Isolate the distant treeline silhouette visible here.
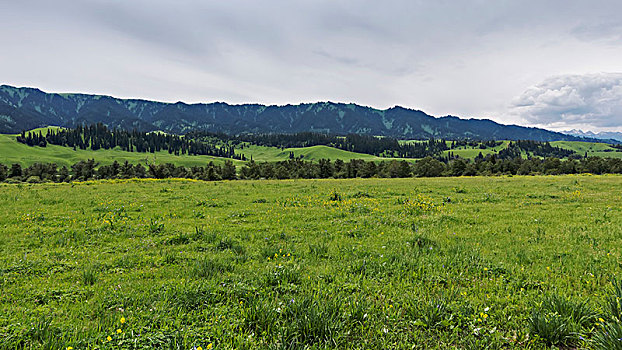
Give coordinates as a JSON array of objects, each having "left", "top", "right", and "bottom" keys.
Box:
[{"left": 2, "top": 155, "right": 621, "bottom": 183}]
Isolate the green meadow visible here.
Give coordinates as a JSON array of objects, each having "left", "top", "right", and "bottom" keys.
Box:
[
  {"left": 1, "top": 175, "right": 621, "bottom": 349},
  {"left": 234, "top": 144, "right": 397, "bottom": 162},
  {"left": 0, "top": 132, "right": 243, "bottom": 168},
  {"left": 551, "top": 141, "right": 622, "bottom": 159},
  {"left": 0, "top": 132, "right": 397, "bottom": 168},
  {"left": 4, "top": 129, "right": 621, "bottom": 171}
]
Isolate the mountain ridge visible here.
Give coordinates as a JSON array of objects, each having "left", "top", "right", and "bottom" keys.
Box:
[
  {"left": 563, "top": 129, "right": 622, "bottom": 143},
  {"left": 0, "top": 84, "right": 598, "bottom": 142}
]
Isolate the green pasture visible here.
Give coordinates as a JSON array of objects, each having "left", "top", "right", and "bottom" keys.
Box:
[
  {"left": 0, "top": 133, "right": 243, "bottom": 168},
  {"left": 235, "top": 144, "right": 402, "bottom": 162},
  {"left": 552, "top": 141, "right": 622, "bottom": 159},
  {"left": 0, "top": 175, "right": 621, "bottom": 349}
]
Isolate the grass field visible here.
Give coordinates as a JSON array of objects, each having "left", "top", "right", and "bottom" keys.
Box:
[
  {"left": 441, "top": 141, "right": 511, "bottom": 159},
  {"left": 0, "top": 133, "right": 245, "bottom": 168},
  {"left": 0, "top": 133, "right": 404, "bottom": 168},
  {"left": 552, "top": 141, "right": 622, "bottom": 159},
  {"left": 1, "top": 175, "right": 621, "bottom": 349},
  {"left": 235, "top": 144, "right": 406, "bottom": 162},
  {"left": 3, "top": 128, "right": 622, "bottom": 169}
]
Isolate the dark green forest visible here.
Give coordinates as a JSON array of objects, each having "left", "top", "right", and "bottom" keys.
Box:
[{"left": 2, "top": 154, "right": 622, "bottom": 184}]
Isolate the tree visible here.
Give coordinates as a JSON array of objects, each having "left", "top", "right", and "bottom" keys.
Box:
[
  {"left": 57, "top": 166, "right": 70, "bottom": 182},
  {"left": 0, "top": 163, "right": 7, "bottom": 181},
  {"left": 448, "top": 158, "right": 467, "bottom": 176},
  {"left": 413, "top": 157, "right": 445, "bottom": 177},
  {"left": 318, "top": 159, "right": 334, "bottom": 178},
  {"left": 221, "top": 160, "right": 237, "bottom": 180},
  {"left": 9, "top": 163, "right": 22, "bottom": 178}
]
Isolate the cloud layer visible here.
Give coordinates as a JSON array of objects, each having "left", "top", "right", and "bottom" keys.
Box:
[
  {"left": 2, "top": 1, "right": 622, "bottom": 131},
  {"left": 512, "top": 73, "right": 622, "bottom": 131}
]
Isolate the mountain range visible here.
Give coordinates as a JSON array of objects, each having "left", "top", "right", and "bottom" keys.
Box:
[
  {"left": 0, "top": 85, "right": 598, "bottom": 142},
  {"left": 563, "top": 129, "right": 622, "bottom": 143}
]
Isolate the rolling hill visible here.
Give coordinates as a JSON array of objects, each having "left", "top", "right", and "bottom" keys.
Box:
[
  {"left": 0, "top": 130, "right": 403, "bottom": 167},
  {"left": 0, "top": 85, "right": 596, "bottom": 142}
]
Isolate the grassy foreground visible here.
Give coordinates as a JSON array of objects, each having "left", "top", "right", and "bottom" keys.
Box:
[{"left": 0, "top": 176, "right": 621, "bottom": 349}]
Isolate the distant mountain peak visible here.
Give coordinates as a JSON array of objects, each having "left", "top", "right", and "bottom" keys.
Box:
[
  {"left": 563, "top": 129, "right": 622, "bottom": 143},
  {"left": 0, "top": 84, "right": 598, "bottom": 142}
]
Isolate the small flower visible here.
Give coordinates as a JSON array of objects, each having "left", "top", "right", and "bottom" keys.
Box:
[
  {"left": 599, "top": 317, "right": 605, "bottom": 323},
  {"left": 67, "top": 347, "right": 74, "bottom": 350},
  {"left": 107, "top": 336, "right": 112, "bottom": 341},
  {"left": 120, "top": 317, "right": 126, "bottom": 324},
  {"left": 206, "top": 343, "right": 213, "bottom": 349},
  {"left": 117, "top": 329, "right": 122, "bottom": 334},
  {"left": 196, "top": 346, "right": 203, "bottom": 350}
]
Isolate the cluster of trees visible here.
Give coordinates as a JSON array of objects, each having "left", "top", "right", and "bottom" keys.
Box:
[
  {"left": 0, "top": 159, "right": 238, "bottom": 183},
  {"left": 195, "top": 131, "right": 581, "bottom": 159},
  {"left": 450, "top": 140, "right": 503, "bottom": 149},
  {"left": 240, "top": 132, "right": 450, "bottom": 158},
  {"left": 17, "top": 124, "right": 244, "bottom": 160},
  {"left": 2, "top": 155, "right": 622, "bottom": 183},
  {"left": 496, "top": 140, "right": 576, "bottom": 159},
  {"left": 18, "top": 125, "right": 600, "bottom": 163},
  {"left": 201, "top": 131, "right": 450, "bottom": 158}
]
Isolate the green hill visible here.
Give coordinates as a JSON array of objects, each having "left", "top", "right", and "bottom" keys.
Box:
[
  {"left": 3, "top": 127, "right": 621, "bottom": 169},
  {"left": 0, "top": 133, "right": 244, "bottom": 168},
  {"left": 441, "top": 141, "right": 511, "bottom": 158},
  {"left": 552, "top": 141, "right": 622, "bottom": 159},
  {"left": 0, "top": 132, "right": 410, "bottom": 168},
  {"left": 236, "top": 144, "right": 406, "bottom": 162}
]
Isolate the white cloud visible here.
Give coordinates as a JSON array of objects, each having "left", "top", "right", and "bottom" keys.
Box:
[{"left": 511, "top": 73, "right": 622, "bottom": 131}]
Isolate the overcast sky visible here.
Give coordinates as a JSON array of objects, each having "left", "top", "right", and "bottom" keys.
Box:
[{"left": 2, "top": 0, "right": 622, "bottom": 132}]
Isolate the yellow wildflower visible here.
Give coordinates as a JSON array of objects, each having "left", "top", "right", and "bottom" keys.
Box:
[
  {"left": 117, "top": 329, "right": 122, "bottom": 334},
  {"left": 120, "top": 317, "right": 126, "bottom": 324},
  {"left": 206, "top": 343, "right": 213, "bottom": 349},
  {"left": 107, "top": 336, "right": 112, "bottom": 341}
]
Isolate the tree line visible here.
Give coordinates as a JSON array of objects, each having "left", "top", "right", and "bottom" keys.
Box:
[
  {"left": 187, "top": 131, "right": 451, "bottom": 158},
  {"left": 18, "top": 125, "right": 599, "bottom": 161},
  {"left": 17, "top": 124, "right": 244, "bottom": 160},
  {"left": 2, "top": 155, "right": 622, "bottom": 183},
  {"left": 190, "top": 130, "right": 582, "bottom": 159}
]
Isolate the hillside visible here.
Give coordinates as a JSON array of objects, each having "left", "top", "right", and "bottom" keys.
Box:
[
  {"left": 0, "top": 85, "right": 594, "bottom": 142},
  {"left": 0, "top": 132, "right": 400, "bottom": 167}
]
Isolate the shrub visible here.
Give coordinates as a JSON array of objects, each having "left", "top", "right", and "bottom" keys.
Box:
[{"left": 528, "top": 310, "right": 573, "bottom": 346}]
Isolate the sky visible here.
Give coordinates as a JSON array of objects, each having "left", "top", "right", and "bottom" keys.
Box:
[{"left": 1, "top": 0, "right": 622, "bottom": 133}]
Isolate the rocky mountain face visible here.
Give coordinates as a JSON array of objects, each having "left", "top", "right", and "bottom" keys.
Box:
[{"left": 0, "top": 85, "right": 591, "bottom": 141}]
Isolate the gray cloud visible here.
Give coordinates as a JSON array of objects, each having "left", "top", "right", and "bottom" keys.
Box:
[
  {"left": 2, "top": 1, "right": 622, "bottom": 131},
  {"left": 512, "top": 73, "right": 622, "bottom": 130}
]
